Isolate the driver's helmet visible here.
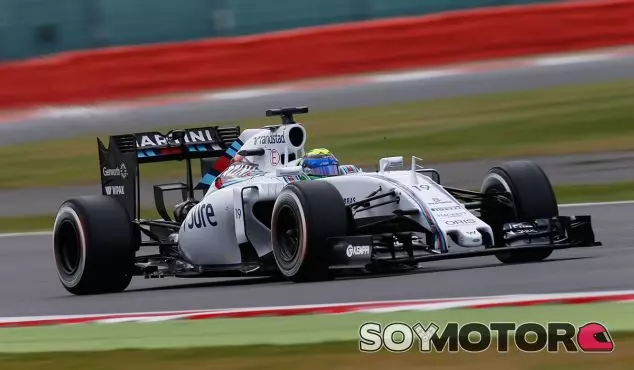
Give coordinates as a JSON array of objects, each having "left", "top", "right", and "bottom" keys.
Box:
[{"left": 301, "top": 148, "right": 339, "bottom": 177}]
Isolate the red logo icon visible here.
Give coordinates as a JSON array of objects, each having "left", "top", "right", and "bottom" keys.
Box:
[
  {"left": 577, "top": 322, "right": 614, "bottom": 352},
  {"left": 269, "top": 149, "right": 280, "bottom": 166}
]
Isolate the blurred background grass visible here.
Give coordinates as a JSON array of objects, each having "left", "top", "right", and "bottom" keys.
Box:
[{"left": 0, "top": 79, "right": 632, "bottom": 190}]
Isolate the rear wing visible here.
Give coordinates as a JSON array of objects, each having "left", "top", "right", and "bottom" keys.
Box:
[
  {"left": 97, "top": 125, "right": 240, "bottom": 221},
  {"left": 106, "top": 126, "right": 240, "bottom": 163}
]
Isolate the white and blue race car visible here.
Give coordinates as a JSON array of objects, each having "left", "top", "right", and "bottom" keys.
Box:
[{"left": 52, "top": 106, "right": 601, "bottom": 295}]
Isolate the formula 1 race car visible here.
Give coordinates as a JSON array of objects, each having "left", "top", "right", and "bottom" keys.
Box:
[{"left": 52, "top": 106, "right": 601, "bottom": 295}]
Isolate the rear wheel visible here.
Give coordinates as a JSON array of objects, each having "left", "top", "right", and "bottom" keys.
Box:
[
  {"left": 271, "top": 181, "right": 348, "bottom": 282},
  {"left": 53, "top": 196, "right": 137, "bottom": 295},
  {"left": 480, "top": 160, "right": 558, "bottom": 264}
]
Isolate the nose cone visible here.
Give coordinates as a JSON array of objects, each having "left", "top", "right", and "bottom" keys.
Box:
[{"left": 450, "top": 229, "right": 483, "bottom": 247}]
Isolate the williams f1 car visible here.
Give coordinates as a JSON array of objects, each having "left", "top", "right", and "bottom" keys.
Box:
[{"left": 53, "top": 106, "right": 601, "bottom": 295}]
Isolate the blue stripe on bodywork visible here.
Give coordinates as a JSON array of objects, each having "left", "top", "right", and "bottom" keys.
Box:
[
  {"left": 364, "top": 173, "right": 449, "bottom": 253},
  {"left": 196, "top": 139, "right": 245, "bottom": 190},
  {"left": 199, "top": 173, "right": 216, "bottom": 186}
]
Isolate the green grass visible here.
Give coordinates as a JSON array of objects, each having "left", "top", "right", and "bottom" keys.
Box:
[
  {"left": 555, "top": 182, "right": 634, "bottom": 204},
  {"left": 0, "top": 208, "right": 161, "bottom": 233},
  {"left": 3, "top": 182, "right": 632, "bottom": 233},
  {"left": 0, "top": 337, "right": 632, "bottom": 370},
  {"left": 1, "top": 79, "right": 634, "bottom": 189},
  {"left": 0, "top": 303, "right": 633, "bottom": 368}
]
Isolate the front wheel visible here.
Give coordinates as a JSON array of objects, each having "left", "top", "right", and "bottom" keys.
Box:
[
  {"left": 271, "top": 181, "right": 348, "bottom": 282},
  {"left": 480, "top": 160, "right": 558, "bottom": 264}
]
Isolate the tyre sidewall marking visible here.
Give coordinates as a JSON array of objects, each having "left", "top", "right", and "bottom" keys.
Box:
[
  {"left": 53, "top": 205, "right": 87, "bottom": 288},
  {"left": 272, "top": 189, "right": 308, "bottom": 276}
]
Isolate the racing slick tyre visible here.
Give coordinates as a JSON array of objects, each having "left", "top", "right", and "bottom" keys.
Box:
[
  {"left": 480, "top": 160, "right": 558, "bottom": 264},
  {"left": 271, "top": 181, "right": 347, "bottom": 282},
  {"left": 53, "top": 195, "right": 136, "bottom": 295}
]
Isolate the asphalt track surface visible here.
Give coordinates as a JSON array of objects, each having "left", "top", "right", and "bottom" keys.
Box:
[{"left": 0, "top": 203, "right": 631, "bottom": 317}]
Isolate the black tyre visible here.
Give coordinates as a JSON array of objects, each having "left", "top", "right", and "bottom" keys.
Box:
[
  {"left": 480, "top": 160, "right": 558, "bottom": 264},
  {"left": 271, "top": 181, "right": 348, "bottom": 282},
  {"left": 53, "top": 196, "right": 137, "bottom": 295}
]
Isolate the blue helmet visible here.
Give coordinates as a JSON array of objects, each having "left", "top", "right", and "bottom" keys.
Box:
[{"left": 301, "top": 148, "right": 339, "bottom": 177}]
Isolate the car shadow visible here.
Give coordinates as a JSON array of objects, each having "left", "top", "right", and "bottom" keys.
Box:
[
  {"left": 122, "top": 255, "right": 595, "bottom": 292},
  {"left": 333, "top": 255, "right": 596, "bottom": 281},
  {"left": 126, "top": 275, "right": 285, "bottom": 293}
]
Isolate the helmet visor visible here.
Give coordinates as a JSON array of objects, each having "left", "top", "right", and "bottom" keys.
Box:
[
  {"left": 308, "top": 164, "right": 339, "bottom": 176},
  {"left": 303, "top": 156, "right": 339, "bottom": 177}
]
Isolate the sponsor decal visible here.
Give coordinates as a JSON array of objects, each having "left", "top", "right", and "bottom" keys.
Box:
[
  {"left": 136, "top": 129, "right": 216, "bottom": 148},
  {"left": 252, "top": 134, "right": 285, "bottom": 146},
  {"left": 104, "top": 185, "right": 125, "bottom": 195},
  {"left": 445, "top": 219, "right": 476, "bottom": 226},
  {"left": 186, "top": 204, "right": 218, "bottom": 229},
  {"left": 430, "top": 206, "right": 462, "bottom": 212},
  {"left": 436, "top": 212, "right": 467, "bottom": 218},
  {"left": 429, "top": 197, "right": 453, "bottom": 205},
  {"left": 508, "top": 223, "right": 534, "bottom": 229},
  {"left": 506, "top": 222, "right": 536, "bottom": 234},
  {"left": 346, "top": 244, "right": 371, "bottom": 257},
  {"left": 339, "top": 165, "right": 361, "bottom": 174},
  {"left": 359, "top": 321, "right": 614, "bottom": 353},
  {"left": 283, "top": 174, "right": 310, "bottom": 183},
  {"left": 102, "top": 163, "right": 128, "bottom": 179},
  {"left": 343, "top": 197, "right": 356, "bottom": 205}
]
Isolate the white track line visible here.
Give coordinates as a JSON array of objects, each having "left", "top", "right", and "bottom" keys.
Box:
[
  {"left": 533, "top": 53, "right": 616, "bottom": 67},
  {"left": 0, "top": 231, "right": 53, "bottom": 238},
  {"left": 372, "top": 69, "right": 461, "bottom": 83},
  {"left": 205, "top": 88, "right": 286, "bottom": 100},
  {"left": 558, "top": 200, "right": 634, "bottom": 208}
]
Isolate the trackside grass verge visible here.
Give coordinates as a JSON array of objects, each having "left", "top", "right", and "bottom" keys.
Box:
[
  {"left": 0, "top": 79, "right": 633, "bottom": 189},
  {"left": 0, "top": 337, "right": 633, "bottom": 370},
  {"left": 0, "top": 209, "right": 161, "bottom": 233},
  {"left": 553, "top": 182, "right": 634, "bottom": 204},
  {"left": 1, "top": 182, "right": 632, "bottom": 233},
  {"left": 0, "top": 303, "right": 633, "bottom": 368}
]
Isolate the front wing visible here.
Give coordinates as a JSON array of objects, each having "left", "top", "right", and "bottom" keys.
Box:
[{"left": 327, "top": 216, "right": 601, "bottom": 268}]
